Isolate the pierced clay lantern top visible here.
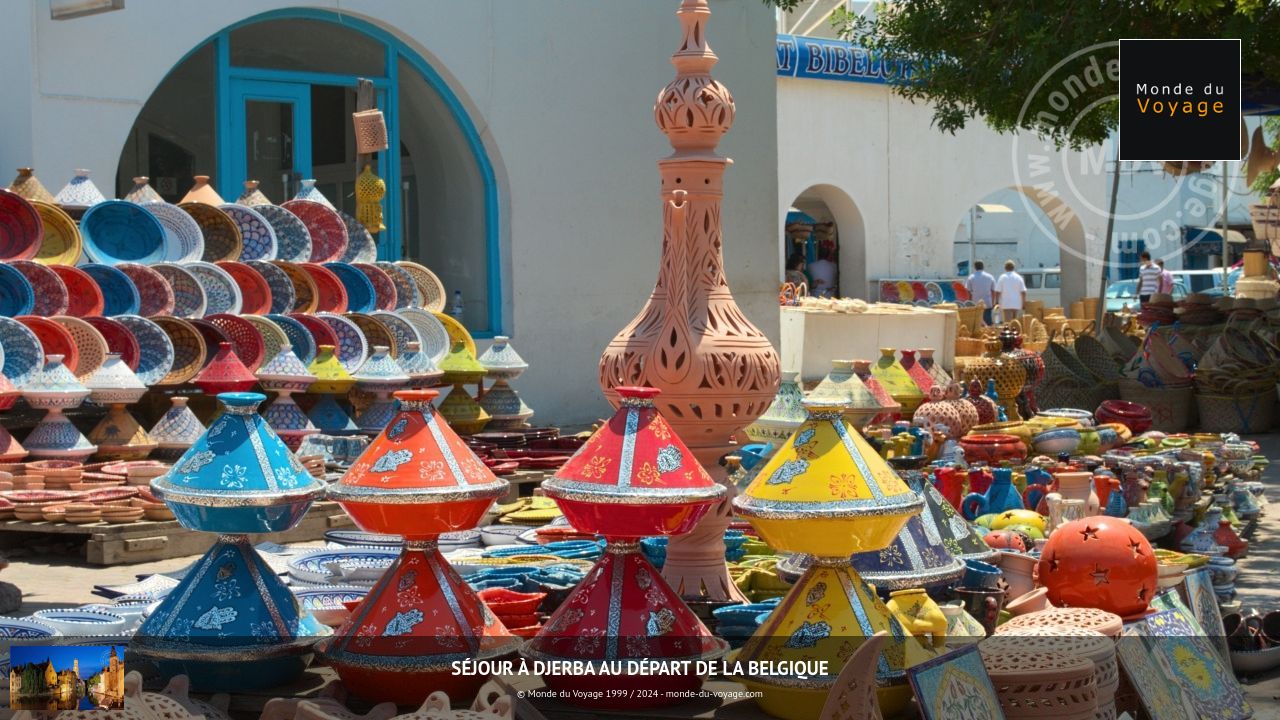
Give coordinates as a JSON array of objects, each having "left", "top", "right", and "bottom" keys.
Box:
[
  {"left": 1036, "top": 516, "right": 1158, "bottom": 620},
  {"left": 734, "top": 399, "right": 923, "bottom": 556}
]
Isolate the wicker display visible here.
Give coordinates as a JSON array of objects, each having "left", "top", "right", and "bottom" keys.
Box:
[
  {"left": 1074, "top": 334, "right": 1122, "bottom": 381},
  {"left": 956, "top": 325, "right": 994, "bottom": 356},
  {"left": 1117, "top": 378, "right": 1194, "bottom": 433},
  {"left": 1195, "top": 391, "right": 1277, "bottom": 434}
]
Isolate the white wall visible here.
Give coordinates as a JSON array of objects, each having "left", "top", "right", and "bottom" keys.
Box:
[{"left": 0, "top": 0, "right": 780, "bottom": 428}]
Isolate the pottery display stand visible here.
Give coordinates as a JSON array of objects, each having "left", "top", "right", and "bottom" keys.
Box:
[{"left": 597, "top": 0, "right": 781, "bottom": 604}]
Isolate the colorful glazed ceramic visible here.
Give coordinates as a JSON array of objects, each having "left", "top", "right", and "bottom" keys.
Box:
[
  {"left": 1038, "top": 516, "right": 1157, "bottom": 619},
  {"left": 152, "top": 316, "right": 207, "bottom": 385},
  {"left": 140, "top": 201, "right": 205, "bottom": 263},
  {"left": 254, "top": 204, "right": 312, "bottom": 263},
  {"left": 83, "top": 316, "right": 140, "bottom": 371},
  {"left": 238, "top": 180, "right": 272, "bottom": 206},
  {"left": 315, "top": 312, "right": 368, "bottom": 373},
  {"left": 81, "top": 200, "right": 167, "bottom": 264},
  {"left": 81, "top": 263, "right": 141, "bottom": 317},
  {"left": 152, "top": 262, "right": 207, "bottom": 318},
  {"left": 0, "top": 188, "right": 42, "bottom": 261},
  {"left": 184, "top": 261, "right": 243, "bottom": 316},
  {"left": 246, "top": 260, "right": 296, "bottom": 315},
  {"left": 49, "top": 265, "right": 102, "bottom": 317},
  {"left": 182, "top": 202, "right": 242, "bottom": 262},
  {"left": 10, "top": 260, "right": 68, "bottom": 316},
  {"left": 396, "top": 261, "right": 446, "bottom": 312},
  {"left": 745, "top": 370, "right": 806, "bottom": 445},
  {"left": 117, "top": 262, "right": 176, "bottom": 317},
  {"left": 396, "top": 307, "right": 450, "bottom": 363},
  {"left": 265, "top": 313, "right": 317, "bottom": 365},
  {"left": 215, "top": 261, "right": 272, "bottom": 315},
  {"left": 376, "top": 261, "right": 419, "bottom": 308},
  {"left": 193, "top": 342, "right": 258, "bottom": 395},
  {"left": 871, "top": 348, "right": 926, "bottom": 415},
  {"left": 219, "top": 203, "right": 277, "bottom": 261},
  {"left": 353, "top": 263, "right": 398, "bottom": 311},
  {"left": 324, "top": 262, "right": 376, "bottom": 314},
  {"left": 283, "top": 200, "right": 347, "bottom": 263},
  {"left": 54, "top": 169, "right": 106, "bottom": 210},
  {"left": 338, "top": 209, "right": 377, "bottom": 264},
  {"left": 9, "top": 168, "right": 57, "bottom": 204},
  {"left": 115, "top": 314, "right": 176, "bottom": 385},
  {"left": 149, "top": 396, "right": 205, "bottom": 461},
  {"left": 30, "top": 200, "right": 82, "bottom": 265}
]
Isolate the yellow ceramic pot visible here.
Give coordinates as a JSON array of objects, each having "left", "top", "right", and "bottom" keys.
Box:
[
  {"left": 1101, "top": 422, "right": 1133, "bottom": 444},
  {"left": 1026, "top": 415, "right": 1079, "bottom": 435},
  {"left": 887, "top": 588, "right": 947, "bottom": 649},
  {"left": 989, "top": 508, "right": 1047, "bottom": 533},
  {"left": 1076, "top": 426, "right": 1101, "bottom": 455}
]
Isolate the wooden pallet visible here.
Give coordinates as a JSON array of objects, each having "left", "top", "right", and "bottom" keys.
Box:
[{"left": 0, "top": 502, "right": 355, "bottom": 565}]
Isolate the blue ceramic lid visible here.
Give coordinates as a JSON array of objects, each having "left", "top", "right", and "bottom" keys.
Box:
[
  {"left": 152, "top": 392, "right": 325, "bottom": 508},
  {"left": 23, "top": 354, "right": 89, "bottom": 401},
  {"left": 307, "top": 394, "right": 360, "bottom": 434},
  {"left": 133, "top": 536, "right": 323, "bottom": 658},
  {"left": 395, "top": 341, "right": 441, "bottom": 379},
  {"left": 352, "top": 346, "right": 408, "bottom": 385},
  {"left": 849, "top": 512, "right": 967, "bottom": 591},
  {"left": 478, "top": 336, "right": 528, "bottom": 378},
  {"left": 54, "top": 169, "right": 106, "bottom": 209},
  {"left": 149, "top": 396, "right": 206, "bottom": 448},
  {"left": 256, "top": 346, "right": 316, "bottom": 384}
]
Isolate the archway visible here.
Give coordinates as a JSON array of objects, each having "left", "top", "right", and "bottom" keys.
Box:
[
  {"left": 113, "top": 9, "right": 504, "bottom": 335},
  {"left": 783, "top": 184, "right": 866, "bottom": 298}
]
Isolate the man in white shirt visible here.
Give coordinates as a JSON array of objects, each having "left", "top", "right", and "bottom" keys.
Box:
[
  {"left": 1136, "top": 252, "right": 1162, "bottom": 305},
  {"left": 965, "top": 261, "right": 996, "bottom": 325},
  {"left": 807, "top": 247, "right": 837, "bottom": 298},
  {"left": 995, "top": 260, "right": 1027, "bottom": 321}
]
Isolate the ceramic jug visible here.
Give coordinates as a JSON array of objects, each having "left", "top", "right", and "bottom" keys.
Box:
[
  {"left": 998, "top": 551, "right": 1039, "bottom": 600},
  {"left": 939, "top": 603, "right": 986, "bottom": 646},
  {"left": 962, "top": 467, "right": 1024, "bottom": 521},
  {"left": 932, "top": 467, "right": 964, "bottom": 512},
  {"left": 1044, "top": 493, "right": 1066, "bottom": 533},
  {"left": 886, "top": 589, "right": 947, "bottom": 649},
  {"left": 1103, "top": 479, "right": 1128, "bottom": 517}
]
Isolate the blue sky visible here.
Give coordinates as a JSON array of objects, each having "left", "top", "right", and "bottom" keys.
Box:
[{"left": 9, "top": 645, "right": 126, "bottom": 678}]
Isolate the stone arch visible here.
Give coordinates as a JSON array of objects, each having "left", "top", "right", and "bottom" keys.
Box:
[{"left": 783, "top": 183, "right": 867, "bottom": 298}]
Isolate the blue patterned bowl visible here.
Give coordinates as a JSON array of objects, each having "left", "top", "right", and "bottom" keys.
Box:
[
  {"left": 1032, "top": 428, "right": 1082, "bottom": 455},
  {"left": 221, "top": 204, "right": 278, "bottom": 261},
  {"left": 153, "top": 262, "right": 207, "bottom": 319},
  {"left": 81, "top": 200, "right": 167, "bottom": 264},
  {"left": 323, "top": 262, "right": 376, "bottom": 314},
  {"left": 265, "top": 313, "right": 316, "bottom": 365},
  {"left": 247, "top": 260, "right": 297, "bottom": 314},
  {"left": 0, "top": 263, "right": 35, "bottom": 317},
  {"left": 253, "top": 204, "right": 311, "bottom": 263},
  {"left": 0, "top": 316, "right": 43, "bottom": 387},
  {"left": 81, "top": 264, "right": 140, "bottom": 317}
]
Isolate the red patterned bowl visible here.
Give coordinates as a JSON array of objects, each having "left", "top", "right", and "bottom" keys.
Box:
[
  {"left": 185, "top": 318, "right": 230, "bottom": 367},
  {"left": 958, "top": 433, "right": 1028, "bottom": 466},
  {"left": 16, "top": 316, "right": 79, "bottom": 374},
  {"left": 300, "top": 262, "right": 348, "bottom": 313},
  {"left": 10, "top": 260, "right": 67, "bottom": 316},
  {"left": 352, "top": 263, "right": 398, "bottom": 311},
  {"left": 83, "top": 317, "right": 141, "bottom": 370},
  {"left": 116, "top": 262, "right": 175, "bottom": 317},
  {"left": 288, "top": 313, "right": 340, "bottom": 349},
  {"left": 1094, "top": 400, "right": 1152, "bottom": 435},
  {"left": 215, "top": 260, "right": 272, "bottom": 315},
  {"left": 205, "top": 313, "right": 266, "bottom": 372},
  {"left": 282, "top": 200, "right": 348, "bottom": 263},
  {"left": 50, "top": 265, "right": 104, "bottom": 318},
  {"left": 0, "top": 189, "right": 42, "bottom": 261}
]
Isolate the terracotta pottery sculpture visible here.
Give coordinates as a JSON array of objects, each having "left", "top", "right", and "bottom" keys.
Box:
[
  {"left": 985, "top": 627, "right": 1117, "bottom": 720},
  {"left": 961, "top": 378, "right": 1000, "bottom": 425},
  {"left": 10, "top": 167, "right": 56, "bottom": 204},
  {"left": 597, "top": 0, "right": 780, "bottom": 603},
  {"left": 979, "top": 644, "right": 1099, "bottom": 720},
  {"left": 818, "top": 632, "right": 887, "bottom": 720}
]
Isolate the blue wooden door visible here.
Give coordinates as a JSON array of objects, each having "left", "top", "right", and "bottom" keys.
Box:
[{"left": 227, "top": 79, "right": 312, "bottom": 204}]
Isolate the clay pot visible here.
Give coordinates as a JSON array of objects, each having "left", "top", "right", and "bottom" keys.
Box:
[
  {"left": 1214, "top": 519, "right": 1248, "bottom": 559},
  {"left": 1095, "top": 399, "right": 1153, "bottom": 434},
  {"left": 1005, "top": 587, "right": 1051, "bottom": 616},
  {"left": 958, "top": 434, "right": 1027, "bottom": 467},
  {"left": 953, "top": 587, "right": 1002, "bottom": 636},
  {"left": 998, "top": 551, "right": 1039, "bottom": 600}
]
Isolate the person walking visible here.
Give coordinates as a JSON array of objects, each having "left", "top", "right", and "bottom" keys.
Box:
[
  {"left": 1156, "top": 258, "right": 1174, "bottom": 295},
  {"left": 965, "top": 261, "right": 996, "bottom": 325},
  {"left": 995, "top": 260, "right": 1027, "bottom": 322},
  {"left": 1136, "top": 252, "right": 1161, "bottom": 305}
]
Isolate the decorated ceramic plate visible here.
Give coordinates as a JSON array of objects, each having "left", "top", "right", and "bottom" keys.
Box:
[
  {"left": 265, "top": 313, "right": 317, "bottom": 366},
  {"left": 324, "top": 530, "right": 402, "bottom": 548},
  {"left": 0, "top": 316, "right": 41, "bottom": 386},
  {"left": 81, "top": 200, "right": 167, "bottom": 264},
  {"left": 48, "top": 316, "right": 107, "bottom": 381},
  {"left": 375, "top": 261, "right": 419, "bottom": 309},
  {"left": 10, "top": 260, "right": 68, "bottom": 317},
  {"left": 282, "top": 199, "right": 348, "bottom": 263},
  {"left": 287, "top": 313, "right": 340, "bottom": 355},
  {"left": 343, "top": 313, "right": 395, "bottom": 355},
  {"left": 151, "top": 262, "right": 206, "bottom": 319},
  {"left": 185, "top": 318, "right": 229, "bottom": 368},
  {"left": 369, "top": 310, "right": 422, "bottom": 357},
  {"left": 140, "top": 201, "right": 203, "bottom": 263},
  {"left": 0, "top": 188, "right": 43, "bottom": 261},
  {"left": 183, "top": 261, "right": 242, "bottom": 316},
  {"left": 30, "top": 200, "right": 81, "bottom": 266},
  {"left": 253, "top": 204, "right": 311, "bottom": 263},
  {"left": 315, "top": 312, "right": 369, "bottom": 373},
  {"left": 246, "top": 259, "right": 296, "bottom": 315},
  {"left": 300, "top": 262, "right": 348, "bottom": 313},
  {"left": 287, "top": 548, "right": 399, "bottom": 586},
  {"left": 432, "top": 310, "right": 477, "bottom": 357},
  {"left": 352, "top": 263, "right": 397, "bottom": 311},
  {"left": 215, "top": 260, "right": 272, "bottom": 315},
  {"left": 291, "top": 584, "right": 370, "bottom": 624},
  {"left": 241, "top": 314, "right": 290, "bottom": 368},
  {"left": 324, "top": 262, "right": 376, "bottom": 314},
  {"left": 338, "top": 209, "right": 377, "bottom": 264},
  {"left": 395, "top": 260, "right": 446, "bottom": 311},
  {"left": 181, "top": 202, "right": 242, "bottom": 262},
  {"left": 205, "top": 313, "right": 267, "bottom": 372},
  {"left": 16, "top": 316, "right": 78, "bottom": 377},
  {"left": 113, "top": 315, "right": 175, "bottom": 385},
  {"left": 0, "top": 263, "right": 35, "bottom": 317},
  {"left": 83, "top": 316, "right": 140, "bottom": 371},
  {"left": 81, "top": 264, "right": 140, "bottom": 317},
  {"left": 49, "top": 266, "right": 103, "bottom": 318},
  {"left": 116, "top": 262, "right": 175, "bottom": 317},
  {"left": 396, "top": 308, "right": 450, "bottom": 364},
  {"left": 219, "top": 203, "right": 277, "bottom": 261},
  {"left": 151, "top": 316, "right": 206, "bottom": 386},
  {"left": 271, "top": 260, "right": 319, "bottom": 313}
]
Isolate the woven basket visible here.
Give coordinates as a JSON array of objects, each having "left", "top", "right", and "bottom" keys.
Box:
[
  {"left": 1043, "top": 330, "right": 1096, "bottom": 385},
  {"left": 1195, "top": 391, "right": 1277, "bottom": 434},
  {"left": 1075, "top": 334, "right": 1123, "bottom": 381},
  {"left": 957, "top": 305, "right": 984, "bottom": 331},
  {"left": 1038, "top": 377, "right": 1115, "bottom": 412},
  {"left": 1118, "top": 378, "right": 1194, "bottom": 432},
  {"left": 956, "top": 326, "right": 993, "bottom": 356}
]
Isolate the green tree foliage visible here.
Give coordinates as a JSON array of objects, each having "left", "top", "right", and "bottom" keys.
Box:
[{"left": 766, "top": 0, "right": 1280, "bottom": 150}]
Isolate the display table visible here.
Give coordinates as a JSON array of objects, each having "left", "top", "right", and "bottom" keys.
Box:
[{"left": 780, "top": 305, "right": 958, "bottom": 383}]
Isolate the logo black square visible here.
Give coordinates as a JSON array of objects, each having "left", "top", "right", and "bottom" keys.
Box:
[{"left": 1119, "top": 38, "right": 1240, "bottom": 161}]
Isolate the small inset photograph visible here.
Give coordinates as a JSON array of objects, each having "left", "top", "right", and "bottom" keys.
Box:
[{"left": 8, "top": 644, "right": 126, "bottom": 716}]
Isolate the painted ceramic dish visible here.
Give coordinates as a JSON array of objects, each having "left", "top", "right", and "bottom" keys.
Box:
[
  {"left": 396, "top": 261, "right": 446, "bottom": 312},
  {"left": 152, "top": 262, "right": 207, "bottom": 318},
  {"left": 432, "top": 310, "right": 477, "bottom": 357},
  {"left": 30, "top": 200, "right": 81, "bottom": 265},
  {"left": 10, "top": 260, "right": 68, "bottom": 316},
  {"left": 246, "top": 259, "right": 296, "bottom": 314},
  {"left": 181, "top": 202, "right": 243, "bottom": 262},
  {"left": 30, "top": 608, "right": 127, "bottom": 636},
  {"left": 369, "top": 310, "right": 422, "bottom": 357},
  {"left": 215, "top": 260, "right": 272, "bottom": 315},
  {"left": 0, "top": 188, "right": 43, "bottom": 261},
  {"left": 338, "top": 209, "right": 377, "bottom": 263},
  {"left": 396, "top": 308, "right": 451, "bottom": 364},
  {"left": 16, "top": 316, "right": 79, "bottom": 378},
  {"left": 140, "top": 201, "right": 204, "bottom": 263},
  {"left": 254, "top": 204, "right": 312, "bottom": 263},
  {"left": 206, "top": 313, "right": 267, "bottom": 372},
  {"left": 114, "top": 315, "right": 176, "bottom": 385},
  {"left": 50, "top": 265, "right": 104, "bottom": 317},
  {"left": 152, "top": 316, "right": 207, "bottom": 386},
  {"left": 186, "top": 318, "right": 230, "bottom": 367},
  {"left": 352, "top": 263, "right": 398, "bottom": 311},
  {"left": 242, "top": 315, "right": 290, "bottom": 370},
  {"left": 287, "top": 548, "right": 400, "bottom": 586},
  {"left": 80, "top": 264, "right": 140, "bottom": 317},
  {"left": 324, "top": 262, "right": 376, "bottom": 314},
  {"left": 219, "top": 203, "right": 277, "bottom": 261},
  {"left": 288, "top": 313, "right": 340, "bottom": 353},
  {"left": 183, "top": 261, "right": 242, "bottom": 316},
  {"left": 375, "top": 261, "right": 418, "bottom": 308},
  {"left": 117, "top": 262, "right": 175, "bottom": 317},
  {"left": 83, "top": 316, "right": 141, "bottom": 371},
  {"left": 271, "top": 260, "right": 319, "bottom": 313},
  {"left": 0, "top": 263, "right": 35, "bottom": 317},
  {"left": 300, "top": 262, "right": 348, "bottom": 313},
  {"left": 292, "top": 585, "right": 370, "bottom": 626},
  {"left": 80, "top": 200, "right": 167, "bottom": 264},
  {"left": 266, "top": 313, "right": 318, "bottom": 365},
  {"left": 315, "top": 312, "right": 369, "bottom": 373},
  {"left": 282, "top": 199, "right": 348, "bottom": 263},
  {"left": 0, "top": 316, "right": 43, "bottom": 387},
  {"left": 344, "top": 313, "right": 395, "bottom": 355},
  {"left": 49, "top": 316, "right": 109, "bottom": 381}
]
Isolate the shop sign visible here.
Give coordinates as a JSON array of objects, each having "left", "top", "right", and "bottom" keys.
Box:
[{"left": 776, "top": 34, "right": 915, "bottom": 85}]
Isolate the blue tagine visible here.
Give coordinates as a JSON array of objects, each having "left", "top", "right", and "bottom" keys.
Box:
[{"left": 131, "top": 392, "right": 329, "bottom": 692}]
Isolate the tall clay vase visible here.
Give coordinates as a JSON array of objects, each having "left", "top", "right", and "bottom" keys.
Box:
[{"left": 596, "top": 0, "right": 780, "bottom": 603}]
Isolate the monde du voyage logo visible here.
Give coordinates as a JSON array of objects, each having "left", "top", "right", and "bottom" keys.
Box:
[{"left": 1119, "top": 39, "right": 1241, "bottom": 161}]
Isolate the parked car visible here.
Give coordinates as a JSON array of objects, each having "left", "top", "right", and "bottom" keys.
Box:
[{"left": 1104, "top": 279, "right": 1189, "bottom": 312}]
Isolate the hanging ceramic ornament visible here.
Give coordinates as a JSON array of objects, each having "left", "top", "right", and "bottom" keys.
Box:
[
  {"left": 257, "top": 345, "right": 318, "bottom": 450},
  {"left": 320, "top": 389, "right": 517, "bottom": 705},
  {"left": 149, "top": 396, "right": 205, "bottom": 462},
  {"left": 237, "top": 180, "right": 272, "bottom": 206},
  {"left": 355, "top": 165, "right": 385, "bottom": 234},
  {"left": 23, "top": 354, "right": 96, "bottom": 461},
  {"left": 807, "top": 360, "right": 882, "bottom": 428},
  {"left": 86, "top": 353, "right": 156, "bottom": 461},
  {"left": 352, "top": 346, "right": 409, "bottom": 435},
  {"left": 437, "top": 341, "right": 490, "bottom": 434},
  {"left": 478, "top": 336, "right": 533, "bottom": 430},
  {"left": 526, "top": 387, "right": 728, "bottom": 708},
  {"left": 307, "top": 345, "right": 358, "bottom": 435},
  {"left": 136, "top": 392, "right": 328, "bottom": 691}
]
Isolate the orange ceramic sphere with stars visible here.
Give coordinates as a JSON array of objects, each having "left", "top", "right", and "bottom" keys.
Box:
[{"left": 1037, "top": 516, "right": 1158, "bottom": 619}]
